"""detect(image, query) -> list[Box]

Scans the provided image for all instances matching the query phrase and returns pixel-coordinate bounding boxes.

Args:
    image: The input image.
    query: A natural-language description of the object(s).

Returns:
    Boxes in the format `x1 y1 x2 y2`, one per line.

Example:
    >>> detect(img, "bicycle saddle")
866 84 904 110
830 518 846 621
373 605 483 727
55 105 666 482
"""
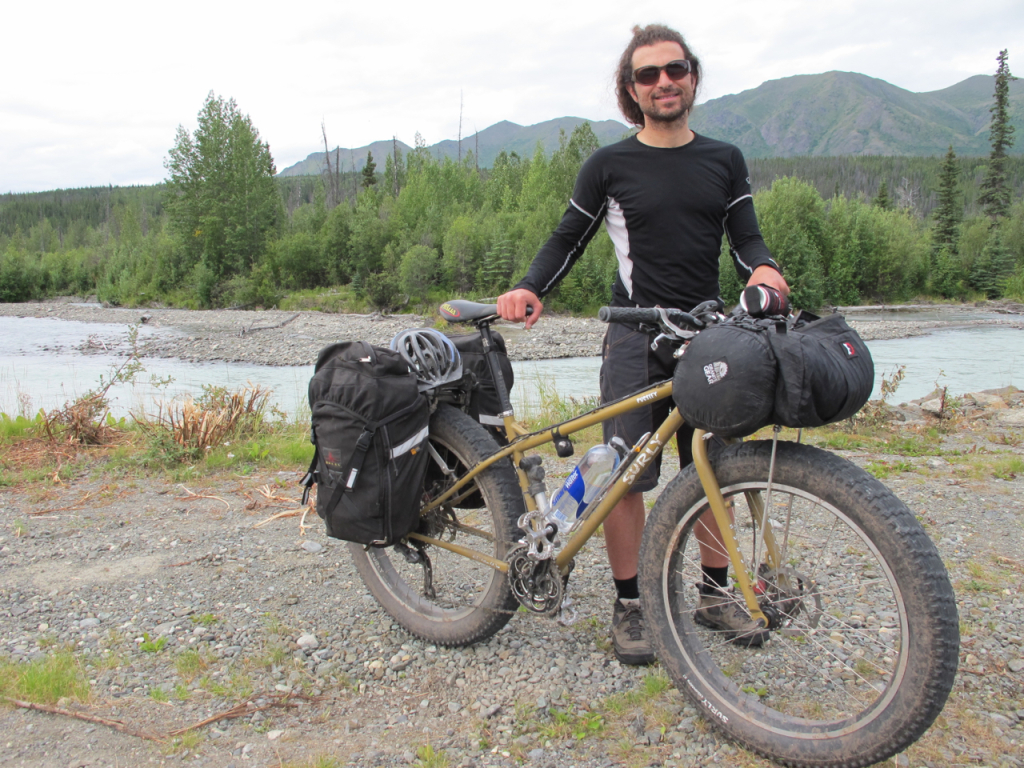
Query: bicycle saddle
439 300 499 323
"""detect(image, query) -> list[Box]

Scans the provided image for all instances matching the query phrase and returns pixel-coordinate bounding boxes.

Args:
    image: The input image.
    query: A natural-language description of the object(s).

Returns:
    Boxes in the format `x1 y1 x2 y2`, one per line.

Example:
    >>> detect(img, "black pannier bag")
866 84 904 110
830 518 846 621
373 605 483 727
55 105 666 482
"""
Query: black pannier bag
768 311 874 428
447 331 515 440
672 322 778 438
301 341 430 546
673 311 874 437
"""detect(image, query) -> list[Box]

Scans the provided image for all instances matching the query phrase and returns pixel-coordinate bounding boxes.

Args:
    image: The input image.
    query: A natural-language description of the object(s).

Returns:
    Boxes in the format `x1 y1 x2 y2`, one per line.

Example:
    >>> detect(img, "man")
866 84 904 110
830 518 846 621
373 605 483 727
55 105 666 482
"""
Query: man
497 24 789 665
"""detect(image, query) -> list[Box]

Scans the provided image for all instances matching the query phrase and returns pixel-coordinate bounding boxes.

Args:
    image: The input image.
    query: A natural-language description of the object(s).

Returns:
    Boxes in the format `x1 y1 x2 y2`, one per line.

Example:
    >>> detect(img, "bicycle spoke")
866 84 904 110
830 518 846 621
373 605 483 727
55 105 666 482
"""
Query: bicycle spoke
661 477 907 725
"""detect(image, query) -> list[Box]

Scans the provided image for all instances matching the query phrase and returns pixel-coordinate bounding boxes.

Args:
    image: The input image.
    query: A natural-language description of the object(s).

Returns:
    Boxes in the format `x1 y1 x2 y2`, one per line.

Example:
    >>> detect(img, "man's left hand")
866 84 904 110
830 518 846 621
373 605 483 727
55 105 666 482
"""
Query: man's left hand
748 265 789 295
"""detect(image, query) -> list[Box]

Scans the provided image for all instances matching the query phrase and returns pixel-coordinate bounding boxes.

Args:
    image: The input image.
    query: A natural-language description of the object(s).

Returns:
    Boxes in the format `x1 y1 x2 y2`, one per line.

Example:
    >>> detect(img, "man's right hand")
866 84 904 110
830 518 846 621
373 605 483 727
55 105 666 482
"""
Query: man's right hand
497 288 543 330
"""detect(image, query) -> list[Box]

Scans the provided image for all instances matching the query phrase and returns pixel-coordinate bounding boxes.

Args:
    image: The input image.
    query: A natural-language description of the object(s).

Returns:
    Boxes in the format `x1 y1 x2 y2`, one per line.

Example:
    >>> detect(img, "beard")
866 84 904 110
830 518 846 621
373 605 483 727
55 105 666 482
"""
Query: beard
642 86 694 125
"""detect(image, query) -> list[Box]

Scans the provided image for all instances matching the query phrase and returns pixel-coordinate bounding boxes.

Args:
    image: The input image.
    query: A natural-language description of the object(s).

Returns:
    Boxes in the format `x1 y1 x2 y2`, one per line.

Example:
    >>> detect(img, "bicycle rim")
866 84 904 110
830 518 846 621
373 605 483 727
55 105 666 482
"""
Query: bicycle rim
661 480 909 733
350 405 520 645
362 505 506 622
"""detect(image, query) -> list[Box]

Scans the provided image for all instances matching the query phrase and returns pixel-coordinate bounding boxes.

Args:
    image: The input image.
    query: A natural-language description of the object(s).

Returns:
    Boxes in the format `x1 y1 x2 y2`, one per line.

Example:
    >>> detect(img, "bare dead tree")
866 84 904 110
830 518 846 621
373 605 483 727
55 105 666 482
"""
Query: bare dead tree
334 147 341 204
895 176 918 214
350 152 357 203
321 121 335 208
392 135 400 197
458 90 463 163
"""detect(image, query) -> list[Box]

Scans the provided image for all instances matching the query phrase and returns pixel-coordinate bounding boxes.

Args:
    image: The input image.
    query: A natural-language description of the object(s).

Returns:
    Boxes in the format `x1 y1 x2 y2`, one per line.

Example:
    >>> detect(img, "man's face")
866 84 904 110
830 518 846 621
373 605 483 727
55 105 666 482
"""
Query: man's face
628 41 695 125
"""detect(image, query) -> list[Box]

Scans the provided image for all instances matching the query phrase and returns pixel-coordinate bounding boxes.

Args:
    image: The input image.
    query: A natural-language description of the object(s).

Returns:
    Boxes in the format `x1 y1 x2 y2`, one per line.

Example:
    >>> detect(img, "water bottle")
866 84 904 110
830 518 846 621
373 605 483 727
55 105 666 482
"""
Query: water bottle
546 438 628 533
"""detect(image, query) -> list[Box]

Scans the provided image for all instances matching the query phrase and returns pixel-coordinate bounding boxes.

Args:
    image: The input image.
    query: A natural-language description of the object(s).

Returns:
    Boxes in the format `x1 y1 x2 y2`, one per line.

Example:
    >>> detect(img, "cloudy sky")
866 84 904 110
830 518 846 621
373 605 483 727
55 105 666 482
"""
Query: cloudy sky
2 0 1021 193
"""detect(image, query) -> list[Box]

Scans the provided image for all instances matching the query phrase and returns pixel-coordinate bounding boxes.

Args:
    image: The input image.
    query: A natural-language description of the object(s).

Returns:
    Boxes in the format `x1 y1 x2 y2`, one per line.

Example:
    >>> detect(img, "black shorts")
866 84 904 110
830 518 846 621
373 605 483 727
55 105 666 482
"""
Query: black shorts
599 322 695 493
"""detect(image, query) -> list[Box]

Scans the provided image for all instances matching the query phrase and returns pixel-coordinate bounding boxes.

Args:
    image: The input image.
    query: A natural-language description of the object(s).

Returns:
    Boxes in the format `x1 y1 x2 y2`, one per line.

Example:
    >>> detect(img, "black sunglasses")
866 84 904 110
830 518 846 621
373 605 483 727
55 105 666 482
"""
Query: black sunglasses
631 59 692 86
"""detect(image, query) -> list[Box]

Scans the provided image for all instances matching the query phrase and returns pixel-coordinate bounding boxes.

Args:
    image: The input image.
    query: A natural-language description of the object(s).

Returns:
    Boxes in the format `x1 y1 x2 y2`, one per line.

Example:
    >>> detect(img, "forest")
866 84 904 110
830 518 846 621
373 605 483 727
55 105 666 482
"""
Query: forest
1 88 1022 314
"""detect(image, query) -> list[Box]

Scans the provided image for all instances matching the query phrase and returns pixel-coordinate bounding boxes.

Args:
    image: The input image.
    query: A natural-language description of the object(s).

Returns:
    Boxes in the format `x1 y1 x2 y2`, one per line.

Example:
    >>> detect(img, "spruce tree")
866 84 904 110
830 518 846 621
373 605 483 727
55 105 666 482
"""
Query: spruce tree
978 50 1017 220
970 227 1015 298
932 146 962 257
361 151 378 189
873 180 892 211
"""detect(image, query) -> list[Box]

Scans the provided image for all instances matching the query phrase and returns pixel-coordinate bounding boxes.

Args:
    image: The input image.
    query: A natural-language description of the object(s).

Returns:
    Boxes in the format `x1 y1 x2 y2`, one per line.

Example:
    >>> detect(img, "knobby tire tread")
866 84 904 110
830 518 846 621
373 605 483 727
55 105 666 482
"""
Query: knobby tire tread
348 405 523 647
639 441 959 768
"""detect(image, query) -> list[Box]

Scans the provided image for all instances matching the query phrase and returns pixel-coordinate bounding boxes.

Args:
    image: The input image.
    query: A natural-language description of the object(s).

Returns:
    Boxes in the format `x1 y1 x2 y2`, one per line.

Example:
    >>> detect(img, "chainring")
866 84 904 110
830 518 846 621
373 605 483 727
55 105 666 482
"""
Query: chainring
507 544 564 615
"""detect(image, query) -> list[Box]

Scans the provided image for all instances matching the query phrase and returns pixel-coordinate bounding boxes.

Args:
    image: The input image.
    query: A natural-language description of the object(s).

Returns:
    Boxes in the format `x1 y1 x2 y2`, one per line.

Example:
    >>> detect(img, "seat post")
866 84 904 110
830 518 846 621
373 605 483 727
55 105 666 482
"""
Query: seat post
476 320 514 417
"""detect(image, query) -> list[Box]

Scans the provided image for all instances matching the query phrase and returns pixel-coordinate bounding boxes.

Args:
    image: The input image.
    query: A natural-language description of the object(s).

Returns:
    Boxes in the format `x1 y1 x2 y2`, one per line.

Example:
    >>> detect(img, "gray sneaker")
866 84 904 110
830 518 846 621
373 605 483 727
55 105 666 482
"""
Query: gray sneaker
611 598 656 666
694 584 770 647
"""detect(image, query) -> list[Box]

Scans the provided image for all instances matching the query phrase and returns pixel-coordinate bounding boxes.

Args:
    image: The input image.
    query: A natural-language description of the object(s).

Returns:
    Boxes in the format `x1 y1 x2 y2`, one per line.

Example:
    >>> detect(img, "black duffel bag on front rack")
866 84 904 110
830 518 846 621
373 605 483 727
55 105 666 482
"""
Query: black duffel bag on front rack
673 310 874 438
767 311 874 428
301 341 430 546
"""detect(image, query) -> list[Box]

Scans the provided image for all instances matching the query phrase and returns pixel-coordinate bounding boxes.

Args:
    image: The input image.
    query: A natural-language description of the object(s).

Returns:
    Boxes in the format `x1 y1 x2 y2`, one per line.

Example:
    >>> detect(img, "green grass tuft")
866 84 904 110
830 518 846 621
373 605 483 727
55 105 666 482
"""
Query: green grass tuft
0 651 90 704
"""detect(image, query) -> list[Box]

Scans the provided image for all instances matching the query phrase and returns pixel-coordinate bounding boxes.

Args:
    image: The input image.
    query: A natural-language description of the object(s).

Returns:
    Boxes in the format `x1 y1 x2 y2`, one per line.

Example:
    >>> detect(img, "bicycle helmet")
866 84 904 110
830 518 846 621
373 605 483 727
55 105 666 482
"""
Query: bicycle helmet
390 328 464 391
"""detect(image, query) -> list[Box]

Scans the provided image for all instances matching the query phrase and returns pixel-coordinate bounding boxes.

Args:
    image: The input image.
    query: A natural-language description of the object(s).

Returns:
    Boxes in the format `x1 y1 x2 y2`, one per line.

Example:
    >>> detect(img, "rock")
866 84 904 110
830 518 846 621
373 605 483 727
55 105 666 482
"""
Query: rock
296 633 319 650
152 621 179 636
967 392 1006 408
990 713 1012 727
79 618 100 628
920 399 944 416
300 541 323 554
267 729 284 740
1008 659 1024 673
996 410 1024 426
447 701 462 714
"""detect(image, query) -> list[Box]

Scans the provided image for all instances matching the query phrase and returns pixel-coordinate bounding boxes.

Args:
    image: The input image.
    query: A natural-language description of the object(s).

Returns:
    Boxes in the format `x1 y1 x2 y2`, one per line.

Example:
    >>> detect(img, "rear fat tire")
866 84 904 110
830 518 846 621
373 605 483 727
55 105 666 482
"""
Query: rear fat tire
639 441 959 768
348 405 524 646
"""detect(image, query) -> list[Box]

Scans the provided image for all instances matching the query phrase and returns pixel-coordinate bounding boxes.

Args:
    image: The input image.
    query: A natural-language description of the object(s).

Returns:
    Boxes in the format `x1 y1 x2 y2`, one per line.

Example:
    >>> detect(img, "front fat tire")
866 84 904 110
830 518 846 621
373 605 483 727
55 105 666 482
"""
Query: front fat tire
348 405 524 647
639 441 959 768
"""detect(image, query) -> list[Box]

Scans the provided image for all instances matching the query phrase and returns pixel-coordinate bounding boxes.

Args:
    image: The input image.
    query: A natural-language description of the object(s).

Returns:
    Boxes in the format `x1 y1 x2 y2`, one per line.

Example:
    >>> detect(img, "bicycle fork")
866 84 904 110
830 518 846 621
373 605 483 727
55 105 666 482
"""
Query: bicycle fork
690 428 781 628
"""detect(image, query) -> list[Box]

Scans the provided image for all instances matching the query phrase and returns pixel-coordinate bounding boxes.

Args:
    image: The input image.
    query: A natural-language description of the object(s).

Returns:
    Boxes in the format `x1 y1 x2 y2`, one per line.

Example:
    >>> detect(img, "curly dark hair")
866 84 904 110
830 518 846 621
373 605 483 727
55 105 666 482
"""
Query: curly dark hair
615 24 701 127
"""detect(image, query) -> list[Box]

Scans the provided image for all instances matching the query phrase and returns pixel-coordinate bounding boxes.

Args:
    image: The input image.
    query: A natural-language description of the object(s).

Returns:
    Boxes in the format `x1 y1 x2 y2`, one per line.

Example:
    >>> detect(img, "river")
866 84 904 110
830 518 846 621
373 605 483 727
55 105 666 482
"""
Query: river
1 313 1020 419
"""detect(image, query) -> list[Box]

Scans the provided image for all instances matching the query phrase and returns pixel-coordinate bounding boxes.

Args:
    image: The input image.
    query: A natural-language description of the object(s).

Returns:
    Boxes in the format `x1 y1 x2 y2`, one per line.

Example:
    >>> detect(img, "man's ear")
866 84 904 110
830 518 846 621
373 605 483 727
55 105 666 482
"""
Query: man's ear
627 83 638 103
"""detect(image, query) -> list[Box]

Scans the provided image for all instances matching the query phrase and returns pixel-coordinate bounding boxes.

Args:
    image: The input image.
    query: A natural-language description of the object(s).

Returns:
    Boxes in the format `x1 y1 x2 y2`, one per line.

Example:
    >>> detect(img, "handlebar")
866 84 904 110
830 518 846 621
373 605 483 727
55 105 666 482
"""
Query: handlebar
598 306 704 331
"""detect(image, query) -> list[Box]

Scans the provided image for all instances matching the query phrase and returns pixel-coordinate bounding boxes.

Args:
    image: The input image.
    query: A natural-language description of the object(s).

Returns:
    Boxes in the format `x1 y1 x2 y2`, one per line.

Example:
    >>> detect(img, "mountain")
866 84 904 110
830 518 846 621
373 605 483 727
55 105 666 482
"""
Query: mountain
277 73 1024 177
278 139 414 178
688 71 1024 158
277 117 630 177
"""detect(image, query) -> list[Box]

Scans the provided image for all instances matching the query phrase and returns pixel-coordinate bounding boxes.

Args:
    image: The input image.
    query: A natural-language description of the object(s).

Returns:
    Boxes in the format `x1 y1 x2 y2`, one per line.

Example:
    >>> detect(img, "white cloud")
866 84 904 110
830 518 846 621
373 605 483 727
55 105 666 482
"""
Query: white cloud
1 0 1020 192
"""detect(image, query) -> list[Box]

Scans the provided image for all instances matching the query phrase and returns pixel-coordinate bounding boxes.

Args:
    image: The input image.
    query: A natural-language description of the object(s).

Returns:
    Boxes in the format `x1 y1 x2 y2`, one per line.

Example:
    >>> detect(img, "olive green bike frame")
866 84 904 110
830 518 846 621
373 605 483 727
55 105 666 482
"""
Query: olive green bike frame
407 380 778 626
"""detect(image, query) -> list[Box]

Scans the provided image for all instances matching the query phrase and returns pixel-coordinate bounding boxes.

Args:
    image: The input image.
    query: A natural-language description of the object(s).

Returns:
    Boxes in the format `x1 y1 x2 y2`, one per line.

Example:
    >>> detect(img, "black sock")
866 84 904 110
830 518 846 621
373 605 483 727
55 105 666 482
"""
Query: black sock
702 565 729 590
614 575 639 601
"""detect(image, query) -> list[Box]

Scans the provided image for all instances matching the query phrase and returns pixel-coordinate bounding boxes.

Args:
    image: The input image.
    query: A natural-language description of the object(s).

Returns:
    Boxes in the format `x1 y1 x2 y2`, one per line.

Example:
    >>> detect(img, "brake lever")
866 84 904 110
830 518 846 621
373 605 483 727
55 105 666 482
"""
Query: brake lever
654 307 697 342
650 332 672 351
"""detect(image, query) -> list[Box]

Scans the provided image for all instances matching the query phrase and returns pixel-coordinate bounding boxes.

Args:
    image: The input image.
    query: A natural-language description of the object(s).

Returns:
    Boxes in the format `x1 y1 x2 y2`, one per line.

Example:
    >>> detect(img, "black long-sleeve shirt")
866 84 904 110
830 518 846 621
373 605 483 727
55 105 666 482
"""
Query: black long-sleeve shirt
514 133 778 311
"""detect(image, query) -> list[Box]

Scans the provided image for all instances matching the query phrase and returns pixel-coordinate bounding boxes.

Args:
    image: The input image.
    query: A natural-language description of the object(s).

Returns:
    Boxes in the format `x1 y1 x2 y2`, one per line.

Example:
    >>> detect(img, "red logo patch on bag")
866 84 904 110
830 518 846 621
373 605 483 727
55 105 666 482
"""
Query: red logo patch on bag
841 341 857 358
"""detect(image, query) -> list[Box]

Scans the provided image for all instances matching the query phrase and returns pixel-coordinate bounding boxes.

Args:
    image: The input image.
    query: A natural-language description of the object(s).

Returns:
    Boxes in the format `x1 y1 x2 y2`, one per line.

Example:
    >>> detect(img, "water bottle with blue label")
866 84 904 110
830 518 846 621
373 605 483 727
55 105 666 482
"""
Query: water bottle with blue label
546 437 629 534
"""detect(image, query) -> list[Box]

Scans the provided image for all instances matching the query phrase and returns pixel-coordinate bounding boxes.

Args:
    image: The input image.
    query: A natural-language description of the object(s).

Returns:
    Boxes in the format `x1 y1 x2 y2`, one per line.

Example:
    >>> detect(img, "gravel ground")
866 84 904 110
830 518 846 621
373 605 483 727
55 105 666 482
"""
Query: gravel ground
1 300 1024 767
1 298 1022 365
2 392 1024 768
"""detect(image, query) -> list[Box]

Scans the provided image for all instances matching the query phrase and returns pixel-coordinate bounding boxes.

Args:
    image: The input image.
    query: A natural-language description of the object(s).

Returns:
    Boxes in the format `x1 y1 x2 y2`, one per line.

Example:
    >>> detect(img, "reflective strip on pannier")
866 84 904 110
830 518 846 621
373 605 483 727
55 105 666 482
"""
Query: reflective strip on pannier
390 425 429 459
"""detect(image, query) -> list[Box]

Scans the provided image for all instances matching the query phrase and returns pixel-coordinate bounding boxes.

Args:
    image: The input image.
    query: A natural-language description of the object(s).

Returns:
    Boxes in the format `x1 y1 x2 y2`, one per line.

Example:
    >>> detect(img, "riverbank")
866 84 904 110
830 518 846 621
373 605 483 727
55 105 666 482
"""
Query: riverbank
1 298 1022 365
